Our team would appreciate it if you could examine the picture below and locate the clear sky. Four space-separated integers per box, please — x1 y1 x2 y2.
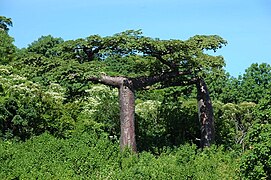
1 0 271 77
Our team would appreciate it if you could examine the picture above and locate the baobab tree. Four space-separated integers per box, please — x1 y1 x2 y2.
77 30 226 151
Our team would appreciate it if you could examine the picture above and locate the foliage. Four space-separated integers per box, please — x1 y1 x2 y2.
253 94 271 124
0 31 16 64
0 65 77 140
239 63 271 103
27 35 64 57
135 88 199 152
82 85 120 136
219 76 241 103
240 123 271 179
0 133 239 179
14 30 227 82
203 68 229 101
213 101 256 148
0 16 13 32
0 132 120 179
216 63 271 104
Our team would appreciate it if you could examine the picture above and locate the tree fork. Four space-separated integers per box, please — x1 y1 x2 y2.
196 78 215 148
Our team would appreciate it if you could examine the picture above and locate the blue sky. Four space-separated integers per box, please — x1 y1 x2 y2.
1 0 271 77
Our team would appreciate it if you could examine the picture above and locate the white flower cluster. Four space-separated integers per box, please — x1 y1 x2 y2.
43 83 66 101
9 74 27 81
0 72 39 97
136 100 161 117
0 65 13 75
11 83 39 94
0 68 65 102
82 97 101 116
83 85 118 116
85 85 118 98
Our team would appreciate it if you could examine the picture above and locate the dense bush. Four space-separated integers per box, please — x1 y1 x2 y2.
82 85 120 136
213 101 255 148
0 132 120 179
0 132 239 179
0 66 77 140
240 123 271 179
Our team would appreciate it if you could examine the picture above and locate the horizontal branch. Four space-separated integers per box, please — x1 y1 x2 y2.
87 70 193 90
87 75 125 88
169 77 198 86
131 70 191 90
155 77 198 90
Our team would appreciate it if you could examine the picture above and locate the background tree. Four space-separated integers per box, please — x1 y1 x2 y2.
239 63 271 103
0 16 13 32
0 16 16 65
215 63 271 104
27 35 64 57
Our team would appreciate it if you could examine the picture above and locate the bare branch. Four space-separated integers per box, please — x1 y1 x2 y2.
87 75 124 88
131 70 191 90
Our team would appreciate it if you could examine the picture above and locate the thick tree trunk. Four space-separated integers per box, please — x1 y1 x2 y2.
88 75 137 152
196 78 215 148
119 83 137 152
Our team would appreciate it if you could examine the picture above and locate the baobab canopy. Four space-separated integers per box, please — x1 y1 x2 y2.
72 30 226 151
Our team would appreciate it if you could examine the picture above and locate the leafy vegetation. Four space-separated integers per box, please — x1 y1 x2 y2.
1 16 271 179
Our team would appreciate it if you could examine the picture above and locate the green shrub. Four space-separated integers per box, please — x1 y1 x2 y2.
0 66 77 140
213 101 255 148
0 133 239 179
136 90 199 153
82 85 120 136
240 123 271 179
0 132 121 179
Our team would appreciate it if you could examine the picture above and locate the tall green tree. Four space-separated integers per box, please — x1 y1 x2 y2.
218 63 271 104
0 16 16 64
0 16 13 32
27 35 64 57
239 63 271 103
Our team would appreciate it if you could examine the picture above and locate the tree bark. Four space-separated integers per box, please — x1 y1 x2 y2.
196 78 215 148
119 82 137 152
131 70 190 90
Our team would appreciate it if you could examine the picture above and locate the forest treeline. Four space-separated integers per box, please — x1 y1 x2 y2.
0 16 271 179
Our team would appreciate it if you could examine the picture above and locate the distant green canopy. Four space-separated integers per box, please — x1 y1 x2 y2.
0 16 16 65
0 16 13 32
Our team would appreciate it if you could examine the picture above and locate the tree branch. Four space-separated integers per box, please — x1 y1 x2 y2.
153 54 178 70
131 70 191 90
166 77 198 87
152 77 198 90
87 75 124 88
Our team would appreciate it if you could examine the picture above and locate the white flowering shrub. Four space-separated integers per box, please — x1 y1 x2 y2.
0 65 73 140
81 85 119 135
136 100 161 120
135 99 169 152
44 83 66 102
